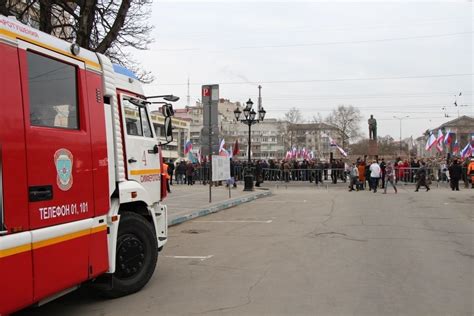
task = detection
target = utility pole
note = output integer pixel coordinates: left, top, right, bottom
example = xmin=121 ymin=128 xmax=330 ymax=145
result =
xmin=393 ymin=115 xmax=409 ymax=157
xmin=187 ymin=77 xmax=190 ymax=108
xmin=258 ymin=85 xmax=262 ymax=111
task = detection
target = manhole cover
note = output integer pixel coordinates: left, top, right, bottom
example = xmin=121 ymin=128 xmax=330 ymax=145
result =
xmin=181 ymin=229 xmax=209 ymax=234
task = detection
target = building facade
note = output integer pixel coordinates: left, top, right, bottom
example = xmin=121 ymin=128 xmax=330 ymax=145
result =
xmin=286 ymin=123 xmax=344 ymax=160
xmin=415 ymin=115 xmax=474 ymax=158
xmin=174 ymin=99 xmax=344 ymax=161
xmin=150 ymin=111 xmax=190 ymax=161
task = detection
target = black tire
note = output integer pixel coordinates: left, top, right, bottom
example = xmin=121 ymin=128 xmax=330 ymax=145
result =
xmin=100 ymin=212 xmax=158 ymax=298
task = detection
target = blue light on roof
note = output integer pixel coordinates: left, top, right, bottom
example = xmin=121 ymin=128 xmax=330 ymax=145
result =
xmin=113 ymin=64 xmax=138 ymax=80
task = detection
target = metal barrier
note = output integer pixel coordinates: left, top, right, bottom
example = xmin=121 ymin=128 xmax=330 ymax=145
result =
xmin=261 ymin=168 xmax=349 ymax=184
xmin=172 ymin=165 xmax=471 ymax=186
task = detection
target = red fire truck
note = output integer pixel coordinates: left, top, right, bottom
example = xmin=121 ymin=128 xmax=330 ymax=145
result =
xmin=0 ymin=15 xmax=173 ymax=314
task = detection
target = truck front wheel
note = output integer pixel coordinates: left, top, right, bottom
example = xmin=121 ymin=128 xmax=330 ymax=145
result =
xmin=101 ymin=212 xmax=158 ymax=298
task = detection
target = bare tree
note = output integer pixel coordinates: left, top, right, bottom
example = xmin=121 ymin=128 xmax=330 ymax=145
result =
xmin=282 ymin=107 xmax=303 ymax=149
xmin=276 ymin=120 xmax=289 ymax=154
xmin=284 ymin=107 xmax=303 ymax=124
xmin=326 ymin=105 xmax=361 ymax=148
xmin=1 ymin=0 xmax=154 ymax=82
xmin=311 ymin=112 xmax=323 ymax=124
xmin=350 ymin=136 xmax=404 ymax=157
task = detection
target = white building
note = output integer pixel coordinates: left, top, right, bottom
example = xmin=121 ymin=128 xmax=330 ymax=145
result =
xmin=150 ymin=111 xmax=190 ymax=161
xmin=174 ymin=99 xmax=344 ymax=161
xmin=415 ymin=115 xmax=474 ymax=158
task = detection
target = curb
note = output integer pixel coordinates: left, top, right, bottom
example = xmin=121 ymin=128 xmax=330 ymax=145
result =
xmin=168 ymin=190 xmax=272 ymax=226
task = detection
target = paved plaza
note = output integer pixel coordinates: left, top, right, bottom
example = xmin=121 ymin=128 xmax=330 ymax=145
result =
xmin=16 ymin=185 xmax=474 ymax=316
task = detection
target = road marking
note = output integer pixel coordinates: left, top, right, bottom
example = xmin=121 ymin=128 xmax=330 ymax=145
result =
xmin=194 ymin=220 xmax=273 ymax=223
xmin=165 ymin=255 xmax=214 ymax=261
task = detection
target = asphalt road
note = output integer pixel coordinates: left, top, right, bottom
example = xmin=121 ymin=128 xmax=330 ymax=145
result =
xmin=16 ymin=185 xmax=474 ymax=316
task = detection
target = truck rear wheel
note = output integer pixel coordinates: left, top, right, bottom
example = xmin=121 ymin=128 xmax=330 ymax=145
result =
xmin=101 ymin=212 xmax=158 ymax=298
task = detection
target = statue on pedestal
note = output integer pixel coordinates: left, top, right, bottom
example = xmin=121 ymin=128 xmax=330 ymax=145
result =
xmin=368 ymin=115 xmax=377 ymax=140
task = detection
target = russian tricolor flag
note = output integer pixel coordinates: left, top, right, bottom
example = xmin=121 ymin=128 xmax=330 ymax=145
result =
xmin=444 ymin=129 xmax=453 ymax=145
xmin=435 ymin=129 xmax=444 ymax=152
xmin=425 ymin=132 xmax=437 ymax=151
xmin=184 ymin=139 xmax=193 ymax=155
xmin=452 ymin=140 xmax=460 ymax=154
xmin=461 ymin=143 xmax=472 ymax=159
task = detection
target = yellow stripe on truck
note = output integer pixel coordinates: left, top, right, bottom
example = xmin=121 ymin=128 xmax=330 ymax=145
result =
xmin=33 ymin=224 xmax=107 ymax=249
xmin=91 ymin=224 xmax=107 ymax=234
xmin=0 ymin=29 xmax=101 ymax=71
xmin=32 ymin=228 xmax=91 ymax=250
xmin=130 ymin=169 xmax=161 ymax=176
xmin=0 ymin=225 xmax=108 ymax=258
xmin=0 ymin=244 xmax=32 ymax=258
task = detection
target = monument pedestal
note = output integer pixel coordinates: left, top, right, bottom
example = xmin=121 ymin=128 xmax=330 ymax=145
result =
xmin=368 ymin=139 xmax=378 ymax=160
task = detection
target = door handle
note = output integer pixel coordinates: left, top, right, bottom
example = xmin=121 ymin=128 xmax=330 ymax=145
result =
xmin=29 ymin=185 xmax=53 ymax=202
xmin=128 ymin=158 xmax=137 ymax=163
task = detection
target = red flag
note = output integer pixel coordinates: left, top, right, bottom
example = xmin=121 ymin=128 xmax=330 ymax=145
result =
xmin=233 ymin=139 xmax=240 ymax=156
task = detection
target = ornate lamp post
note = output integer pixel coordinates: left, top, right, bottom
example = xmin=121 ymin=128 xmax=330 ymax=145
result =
xmin=234 ymin=98 xmax=266 ymax=191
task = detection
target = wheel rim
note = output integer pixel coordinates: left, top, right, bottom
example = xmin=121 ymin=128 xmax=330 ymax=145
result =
xmin=116 ymin=234 xmax=146 ymax=279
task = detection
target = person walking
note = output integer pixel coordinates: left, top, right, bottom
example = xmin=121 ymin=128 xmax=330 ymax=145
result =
xmin=448 ymin=159 xmax=462 ymax=191
xmin=167 ymin=160 xmax=175 ymax=186
xmin=369 ymin=160 xmax=381 ymax=193
xmin=383 ymin=161 xmax=397 ymax=194
xmin=227 ymin=158 xmax=237 ymax=188
xmin=348 ymin=162 xmax=359 ymax=191
xmin=467 ymin=157 xmax=474 ymax=189
xmin=176 ymin=161 xmax=186 ymax=184
xmin=380 ymin=158 xmax=386 ymax=189
xmin=255 ymin=160 xmax=264 ymax=187
xmin=415 ymin=161 xmax=430 ymax=192
xmin=162 ymin=162 xmax=171 ymax=193
xmin=282 ymin=160 xmax=290 ymax=182
xmin=330 ymin=159 xmax=338 ymax=184
xmin=186 ymin=161 xmax=195 ymax=186
xmin=357 ymin=160 xmax=366 ymax=190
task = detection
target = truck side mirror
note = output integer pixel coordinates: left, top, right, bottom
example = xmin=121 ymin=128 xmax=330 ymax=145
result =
xmin=161 ymin=104 xmax=174 ymax=117
xmin=164 ymin=116 xmax=173 ymax=142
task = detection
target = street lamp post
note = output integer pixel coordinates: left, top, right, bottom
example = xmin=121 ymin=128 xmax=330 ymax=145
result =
xmin=234 ymin=98 xmax=266 ymax=191
xmin=393 ymin=115 xmax=409 ymax=157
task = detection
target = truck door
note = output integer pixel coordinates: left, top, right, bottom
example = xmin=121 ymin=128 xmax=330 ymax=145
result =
xmin=18 ymin=43 xmax=94 ymax=299
xmin=120 ymin=95 xmax=161 ymax=201
xmin=0 ymin=40 xmax=33 ymax=314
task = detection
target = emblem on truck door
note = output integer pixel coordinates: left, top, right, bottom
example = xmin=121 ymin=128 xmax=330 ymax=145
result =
xmin=54 ymin=149 xmax=74 ymax=191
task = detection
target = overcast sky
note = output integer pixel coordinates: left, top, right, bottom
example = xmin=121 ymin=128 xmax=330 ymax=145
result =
xmin=138 ymin=0 xmax=473 ymax=141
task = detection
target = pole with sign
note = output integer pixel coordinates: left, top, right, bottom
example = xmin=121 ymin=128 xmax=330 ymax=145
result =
xmin=202 ymin=84 xmax=219 ymax=202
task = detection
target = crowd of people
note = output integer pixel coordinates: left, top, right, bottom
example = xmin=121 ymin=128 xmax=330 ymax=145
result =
xmin=162 ymin=156 xmax=474 ymax=192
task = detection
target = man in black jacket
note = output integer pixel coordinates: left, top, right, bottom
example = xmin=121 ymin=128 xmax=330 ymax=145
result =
xmin=448 ymin=159 xmax=462 ymax=191
xmin=415 ymin=162 xmax=430 ymax=192
xmin=167 ymin=160 xmax=175 ymax=185
xmin=380 ymin=158 xmax=386 ymax=188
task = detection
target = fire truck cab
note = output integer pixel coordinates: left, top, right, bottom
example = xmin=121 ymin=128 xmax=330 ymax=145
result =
xmin=0 ymin=15 xmax=169 ymax=314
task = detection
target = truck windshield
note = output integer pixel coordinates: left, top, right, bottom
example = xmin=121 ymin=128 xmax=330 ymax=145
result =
xmin=123 ymin=97 xmax=153 ymax=138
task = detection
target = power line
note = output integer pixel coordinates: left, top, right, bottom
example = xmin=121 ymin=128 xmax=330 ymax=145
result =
xmin=152 ymin=73 xmax=473 ymax=86
xmin=260 ymin=94 xmax=474 ymax=101
xmin=261 ymin=91 xmax=473 ymax=99
xmin=266 ymin=105 xmax=472 ymax=112
xmin=153 ymin=31 xmax=474 ymax=52
xmin=161 ymin=17 xmax=473 ymax=38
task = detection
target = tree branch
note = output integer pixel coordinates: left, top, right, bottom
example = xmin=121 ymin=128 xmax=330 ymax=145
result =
xmin=95 ymin=0 xmax=131 ymax=53
xmin=76 ymin=0 xmax=97 ymax=49
xmin=39 ymin=0 xmax=53 ymax=33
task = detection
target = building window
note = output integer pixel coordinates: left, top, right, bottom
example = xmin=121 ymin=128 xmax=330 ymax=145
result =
xmin=27 ymin=51 xmax=79 ymax=129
